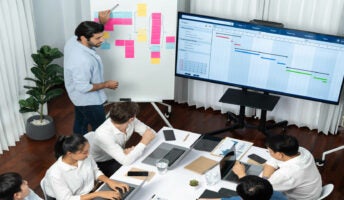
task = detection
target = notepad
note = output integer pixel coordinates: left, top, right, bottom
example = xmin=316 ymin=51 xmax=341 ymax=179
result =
xmin=211 ymin=137 xmax=253 ymax=159
xmin=184 ymin=156 xmax=218 ymax=174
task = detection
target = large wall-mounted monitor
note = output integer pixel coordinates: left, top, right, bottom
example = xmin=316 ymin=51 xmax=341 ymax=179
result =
xmin=175 ymin=12 xmax=344 ymax=104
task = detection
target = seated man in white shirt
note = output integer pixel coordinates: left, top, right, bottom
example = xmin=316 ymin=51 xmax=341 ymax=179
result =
xmin=90 ymin=101 xmax=156 ymax=177
xmin=0 ymin=172 xmax=42 ymax=200
xmin=233 ymin=134 xmax=322 ymax=200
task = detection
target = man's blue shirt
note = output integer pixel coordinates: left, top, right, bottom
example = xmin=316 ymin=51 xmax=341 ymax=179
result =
xmin=64 ymin=36 xmax=107 ymax=106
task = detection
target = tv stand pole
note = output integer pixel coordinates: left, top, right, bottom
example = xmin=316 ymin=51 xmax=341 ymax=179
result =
xmin=207 ymin=88 xmax=288 ymax=136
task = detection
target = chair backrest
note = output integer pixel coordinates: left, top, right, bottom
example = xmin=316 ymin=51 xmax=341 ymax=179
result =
xmin=40 ymin=177 xmax=56 ymax=200
xmin=317 ymin=184 xmax=334 ymax=200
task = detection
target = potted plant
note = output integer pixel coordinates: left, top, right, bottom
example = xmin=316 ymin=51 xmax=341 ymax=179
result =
xmin=19 ymin=45 xmax=64 ymax=140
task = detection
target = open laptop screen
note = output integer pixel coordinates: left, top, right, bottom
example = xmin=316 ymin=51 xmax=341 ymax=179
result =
xmin=219 ymin=146 xmax=236 ymax=179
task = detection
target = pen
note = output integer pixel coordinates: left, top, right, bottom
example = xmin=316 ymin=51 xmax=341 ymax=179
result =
xmin=150 ymin=194 xmax=156 ymax=199
xmin=110 ymin=3 xmax=119 ymax=11
xmin=183 ymin=133 xmax=190 ymax=142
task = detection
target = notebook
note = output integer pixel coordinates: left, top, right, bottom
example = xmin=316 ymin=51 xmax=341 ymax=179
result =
xmin=94 ymin=179 xmax=145 ymax=200
xmin=199 ymin=188 xmax=237 ymax=198
xmin=141 ymin=142 xmax=190 ymax=169
xmin=219 ymin=145 xmax=263 ymax=183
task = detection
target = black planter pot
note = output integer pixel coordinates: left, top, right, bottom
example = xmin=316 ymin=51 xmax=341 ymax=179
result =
xmin=25 ymin=115 xmax=56 ymax=140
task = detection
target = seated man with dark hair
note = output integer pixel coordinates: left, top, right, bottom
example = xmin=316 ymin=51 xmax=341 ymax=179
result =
xmin=0 ymin=172 xmax=42 ymax=200
xmin=199 ymin=175 xmax=286 ymax=200
xmin=232 ymin=134 xmax=322 ymax=200
xmin=262 ymin=134 xmax=322 ymax=200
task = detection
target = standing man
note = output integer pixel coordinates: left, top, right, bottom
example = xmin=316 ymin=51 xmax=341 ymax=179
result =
xmin=64 ymin=11 xmax=119 ymax=135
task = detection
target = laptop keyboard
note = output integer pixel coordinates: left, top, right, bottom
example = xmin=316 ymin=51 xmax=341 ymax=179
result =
xmin=162 ymin=148 xmax=185 ymax=167
xmin=120 ymin=186 xmax=135 ymax=199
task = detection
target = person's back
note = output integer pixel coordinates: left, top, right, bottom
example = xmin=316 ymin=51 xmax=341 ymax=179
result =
xmin=264 ymin=135 xmax=322 ymax=200
xmin=268 ymin=147 xmax=322 ymax=199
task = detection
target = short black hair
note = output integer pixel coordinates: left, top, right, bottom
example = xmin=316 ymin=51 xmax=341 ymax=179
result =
xmin=265 ymin=134 xmax=299 ymax=156
xmin=74 ymin=21 xmax=104 ymax=41
xmin=109 ymin=102 xmax=140 ymax=124
xmin=0 ymin=172 xmax=23 ymax=200
xmin=236 ymin=175 xmax=273 ymax=200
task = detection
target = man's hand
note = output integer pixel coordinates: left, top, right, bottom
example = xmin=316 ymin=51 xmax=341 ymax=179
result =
xmin=232 ymin=161 xmax=246 ymax=179
xmin=124 ymin=146 xmax=135 ymax=155
xmin=104 ymin=80 xmax=119 ymax=89
xmin=98 ymin=10 xmax=111 ymax=24
xmin=140 ymin=129 xmax=155 ymax=145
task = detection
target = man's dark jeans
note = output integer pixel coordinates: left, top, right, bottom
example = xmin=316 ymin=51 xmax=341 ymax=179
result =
xmin=74 ymin=104 xmax=105 ymax=135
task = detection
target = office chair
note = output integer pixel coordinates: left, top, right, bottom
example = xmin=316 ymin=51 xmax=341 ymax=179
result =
xmin=40 ymin=178 xmax=56 ymax=200
xmin=317 ymin=184 xmax=334 ymax=200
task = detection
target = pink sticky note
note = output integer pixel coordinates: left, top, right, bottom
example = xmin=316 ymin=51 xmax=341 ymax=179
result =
xmin=151 ymin=52 xmax=160 ymax=58
xmin=115 ymin=40 xmax=125 ymax=46
xmin=125 ymin=40 xmax=134 ymax=46
xmin=166 ymin=36 xmax=175 ymax=43
xmin=152 ymin=13 xmax=162 ymax=19
xmin=125 ymin=46 xmax=135 ymax=58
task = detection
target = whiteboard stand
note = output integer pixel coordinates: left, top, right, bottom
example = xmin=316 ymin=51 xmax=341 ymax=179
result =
xmin=316 ymin=145 xmax=344 ymax=166
xmin=151 ymin=102 xmax=173 ymax=128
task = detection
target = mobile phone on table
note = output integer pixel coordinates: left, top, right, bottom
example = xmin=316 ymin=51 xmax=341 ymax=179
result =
xmin=163 ymin=130 xmax=176 ymax=141
xmin=127 ymin=171 xmax=149 ymax=176
xmin=247 ymin=153 xmax=267 ymax=164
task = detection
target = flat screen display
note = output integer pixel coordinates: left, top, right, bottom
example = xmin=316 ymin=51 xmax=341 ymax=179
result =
xmin=175 ymin=12 xmax=344 ymax=104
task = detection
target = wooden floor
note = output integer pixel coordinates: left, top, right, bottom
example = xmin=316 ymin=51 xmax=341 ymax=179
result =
xmin=1 ymin=91 xmax=343 ymax=199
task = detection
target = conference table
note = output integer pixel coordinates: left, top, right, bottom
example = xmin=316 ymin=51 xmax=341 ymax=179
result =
xmin=108 ymin=127 xmax=271 ymax=200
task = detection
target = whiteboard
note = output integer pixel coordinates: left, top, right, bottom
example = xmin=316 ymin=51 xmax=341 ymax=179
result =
xmin=90 ymin=0 xmax=177 ymax=102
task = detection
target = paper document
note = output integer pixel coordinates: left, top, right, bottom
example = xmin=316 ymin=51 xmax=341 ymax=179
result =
xmin=211 ymin=137 xmax=253 ymax=159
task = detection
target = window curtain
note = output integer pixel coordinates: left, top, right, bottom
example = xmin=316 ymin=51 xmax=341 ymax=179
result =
xmin=174 ymin=0 xmax=344 ymax=135
xmin=0 ymin=0 xmax=37 ymax=154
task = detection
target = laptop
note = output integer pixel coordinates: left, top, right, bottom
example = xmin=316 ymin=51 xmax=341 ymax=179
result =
xmin=94 ymin=179 xmax=145 ymax=200
xmin=219 ymin=145 xmax=263 ymax=183
xmin=191 ymin=134 xmax=222 ymax=152
xmin=142 ymin=142 xmax=190 ymax=169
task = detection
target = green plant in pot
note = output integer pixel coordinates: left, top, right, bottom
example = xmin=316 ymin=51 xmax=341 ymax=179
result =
xmin=19 ymin=45 xmax=64 ymax=140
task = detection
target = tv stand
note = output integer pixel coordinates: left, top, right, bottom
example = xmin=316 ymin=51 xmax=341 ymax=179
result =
xmin=207 ymin=88 xmax=288 ymax=136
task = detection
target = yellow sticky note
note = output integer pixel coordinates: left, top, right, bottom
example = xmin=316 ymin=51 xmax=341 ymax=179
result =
xmin=137 ymin=28 xmax=147 ymax=42
xmin=103 ymin=32 xmax=110 ymax=39
xmin=137 ymin=4 xmax=147 ymax=17
xmin=151 ymin=58 xmax=160 ymax=64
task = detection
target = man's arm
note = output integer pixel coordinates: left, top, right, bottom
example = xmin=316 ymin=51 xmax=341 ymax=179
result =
xmin=90 ymin=80 xmax=118 ymax=91
xmin=262 ymin=164 xmax=277 ymax=178
xmin=140 ymin=128 xmax=155 ymax=145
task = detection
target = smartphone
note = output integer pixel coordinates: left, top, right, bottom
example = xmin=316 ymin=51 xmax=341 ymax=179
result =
xmin=248 ymin=153 xmax=267 ymax=164
xmin=127 ymin=171 xmax=149 ymax=176
xmin=163 ymin=130 xmax=176 ymax=141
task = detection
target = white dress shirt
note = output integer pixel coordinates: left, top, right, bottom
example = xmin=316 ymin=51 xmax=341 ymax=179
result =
xmin=267 ymin=147 xmax=322 ymax=200
xmin=90 ymin=118 xmax=154 ymax=164
xmin=24 ymin=189 xmax=42 ymax=200
xmin=44 ymin=156 xmax=103 ymax=200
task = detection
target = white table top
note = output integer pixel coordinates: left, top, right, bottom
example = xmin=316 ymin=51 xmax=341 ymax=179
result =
xmin=109 ymin=127 xmax=271 ymax=200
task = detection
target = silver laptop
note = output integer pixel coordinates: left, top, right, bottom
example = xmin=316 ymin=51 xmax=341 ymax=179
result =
xmin=94 ymin=179 xmax=145 ymax=200
xmin=219 ymin=145 xmax=263 ymax=182
xmin=142 ymin=142 xmax=190 ymax=169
